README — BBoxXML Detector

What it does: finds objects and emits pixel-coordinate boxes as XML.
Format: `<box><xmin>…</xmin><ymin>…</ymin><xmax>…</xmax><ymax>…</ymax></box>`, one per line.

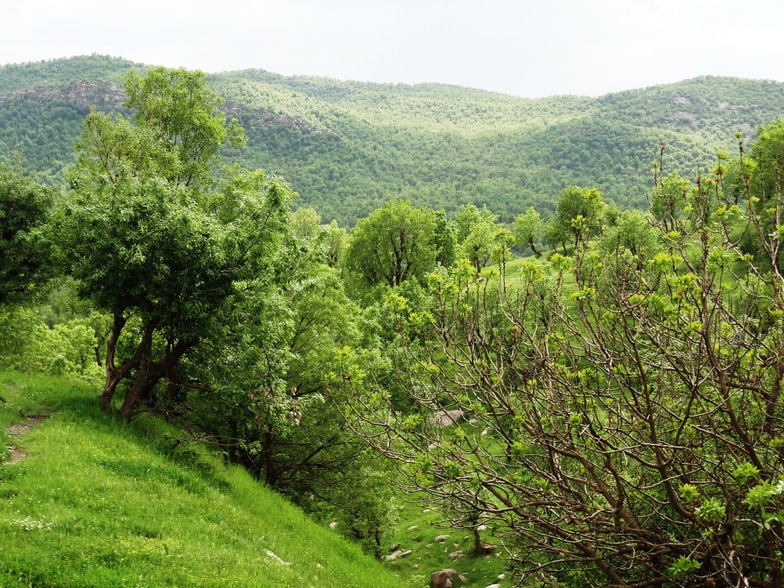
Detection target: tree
<box><xmin>0</xmin><ymin>163</ymin><xmax>54</xmax><ymax>305</ymax></box>
<box><xmin>322</xmin><ymin>220</ymin><xmax>349</xmax><ymax>268</ymax></box>
<box><xmin>56</xmin><ymin>67</ymin><xmax>293</xmax><ymax>418</ymax></box>
<box><xmin>458</xmin><ymin>218</ymin><xmax>497</xmax><ymax>272</ymax></box>
<box><xmin>458</xmin><ymin>218</ymin><xmax>514</xmax><ymax>273</ymax></box>
<box><xmin>342</xmin><ymin>130</ymin><xmax>784</xmax><ymax>586</ymax></box>
<box><xmin>122</xmin><ymin>67</ymin><xmax>246</xmax><ymax>189</ymax></box>
<box><xmin>650</xmin><ymin>172</ymin><xmax>689</xmax><ymax>233</ymax></box>
<box><xmin>432</xmin><ymin>209</ymin><xmax>457</xmax><ymax>269</ymax></box>
<box><xmin>345</xmin><ymin>200</ymin><xmax>439</xmax><ymax>294</ymax></box>
<box><xmin>745</xmin><ymin>121</ymin><xmax>784</xmax><ymax>273</ymax></box>
<box><xmin>454</xmin><ymin>203</ymin><xmax>497</xmax><ymax>244</ymax></box>
<box><xmin>289</xmin><ymin>207</ymin><xmax>322</xmax><ymax>242</ymax></box>
<box><xmin>600</xmin><ymin>209</ymin><xmax>660</xmax><ymax>265</ymax></box>
<box><xmin>549</xmin><ymin>185</ymin><xmax>605</xmax><ymax>249</ymax></box>
<box><xmin>170</xmin><ymin>232</ymin><xmax>400</xmax><ymax>557</ymax></box>
<box><xmin>513</xmin><ymin>206</ymin><xmax>544</xmax><ymax>258</ymax></box>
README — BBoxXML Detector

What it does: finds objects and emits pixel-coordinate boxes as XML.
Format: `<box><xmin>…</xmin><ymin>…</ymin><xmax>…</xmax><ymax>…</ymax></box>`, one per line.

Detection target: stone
<box><xmin>431</xmin><ymin>409</ymin><xmax>464</xmax><ymax>426</ymax></box>
<box><xmin>458</xmin><ymin>573</ymin><xmax>468</xmax><ymax>581</ymax></box>
<box><xmin>447</xmin><ymin>549</ymin><xmax>463</xmax><ymax>559</ymax></box>
<box><xmin>485</xmin><ymin>584</ymin><xmax>501</xmax><ymax>588</ymax></box>
<box><xmin>386</xmin><ymin>550</ymin><xmax>404</xmax><ymax>561</ymax></box>
<box><xmin>328</xmin><ymin>521</ymin><xmax>338</xmax><ymax>529</ymax></box>
<box><xmin>389</xmin><ymin>543</ymin><xmax>400</xmax><ymax>552</ymax></box>
<box><xmin>265</xmin><ymin>550</ymin><xmax>291</xmax><ymax>566</ymax></box>
<box><xmin>430</xmin><ymin>569</ymin><xmax>457</xmax><ymax>588</ymax></box>
<box><xmin>434</xmin><ymin>534</ymin><xmax>450</xmax><ymax>542</ymax></box>
<box><xmin>407</xmin><ymin>524</ymin><xmax>418</xmax><ymax>531</ymax></box>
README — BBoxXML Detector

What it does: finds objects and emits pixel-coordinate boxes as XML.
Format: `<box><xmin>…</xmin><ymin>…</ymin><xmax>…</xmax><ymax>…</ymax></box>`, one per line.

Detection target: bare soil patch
<box><xmin>3</xmin><ymin>414</ymin><xmax>50</xmax><ymax>465</ymax></box>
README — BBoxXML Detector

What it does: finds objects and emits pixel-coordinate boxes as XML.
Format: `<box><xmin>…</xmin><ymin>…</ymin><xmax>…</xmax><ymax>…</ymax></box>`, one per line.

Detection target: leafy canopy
<box><xmin>345</xmin><ymin>199</ymin><xmax>440</xmax><ymax>293</ymax></box>
<box><xmin>0</xmin><ymin>163</ymin><xmax>54</xmax><ymax>305</ymax></box>
<box><xmin>57</xmin><ymin>66</ymin><xmax>293</xmax><ymax>417</ymax></box>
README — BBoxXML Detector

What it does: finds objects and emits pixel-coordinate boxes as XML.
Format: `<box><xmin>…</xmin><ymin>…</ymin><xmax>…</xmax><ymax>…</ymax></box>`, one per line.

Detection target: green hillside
<box><xmin>0</xmin><ymin>372</ymin><xmax>407</xmax><ymax>588</ymax></box>
<box><xmin>1</xmin><ymin>55</ymin><xmax>783</xmax><ymax>224</ymax></box>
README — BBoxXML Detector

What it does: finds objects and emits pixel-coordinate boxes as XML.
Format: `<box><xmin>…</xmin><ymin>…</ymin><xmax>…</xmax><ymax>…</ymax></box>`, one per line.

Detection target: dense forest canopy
<box><xmin>2</xmin><ymin>55</ymin><xmax>784</xmax><ymax>224</ymax></box>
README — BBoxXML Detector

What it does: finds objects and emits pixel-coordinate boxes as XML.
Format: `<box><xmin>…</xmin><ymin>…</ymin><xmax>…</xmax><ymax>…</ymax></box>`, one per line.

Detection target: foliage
<box><xmin>55</xmin><ymin>66</ymin><xmax>294</xmax><ymax>418</ymax></box>
<box><xmin>513</xmin><ymin>207</ymin><xmax>544</xmax><ymax>257</ymax></box>
<box><xmin>0</xmin><ymin>306</ymin><xmax>104</xmax><ymax>383</ymax></box>
<box><xmin>453</xmin><ymin>204</ymin><xmax>503</xmax><ymax>272</ymax></box>
<box><xmin>5</xmin><ymin>57</ymin><xmax>784</xmax><ymax>225</ymax></box>
<box><xmin>0</xmin><ymin>163</ymin><xmax>55</xmax><ymax>304</ymax></box>
<box><xmin>123</xmin><ymin>67</ymin><xmax>246</xmax><ymax>188</ymax></box>
<box><xmin>549</xmin><ymin>185</ymin><xmax>605</xmax><ymax>249</ymax></box>
<box><xmin>432</xmin><ymin>209</ymin><xmax>457</xmax><ymax>269</ymax></box>
<box><xmin>161</xmin><ymin>220</ymin><xmax>403</xmax><ymax>554</ymax></box>
<box><xmin>345</xmin><ymin>200</ymin><xmax>441</xmax><ymax>297</ymax></box>
<box><xmin>599</xmin><ymin>209</ymin><xmax>660</xmax><ymax>262</ymax></box>
<box><xmin>342</xmin><ymin>123</ymin><xmax>784</xmax><ymax>586</ymax></box>
<box><xmin>454</xmin><ymin>204</ymin><xmax>498</xmax><ymax>244</ymax></box>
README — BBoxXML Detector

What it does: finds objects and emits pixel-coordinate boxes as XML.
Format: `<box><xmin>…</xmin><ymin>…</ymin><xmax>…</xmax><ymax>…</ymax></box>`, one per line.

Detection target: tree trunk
<box><xmin>119</xmin><ymin>337</ymin><xmax>197</xmax><ymax>420</ymax></box>
<box><xmin>472</xmin><ymin>527</ymin><xmax>484</xmax><ymax>555</ymax></box>
<box><xmin>100</xmin><ymin>318</ymin><xmax>156</xmax><ymax>412</ymax></box>
<box><xmin>528</xmin><ymin>238</ymin><xmax>542</xmax><ymax>258</ymax></box>
<box><xmin>100</xmin><ymin>313</ymin><xmax>127</xmax><ymax>411</ymax></box>
<box><xmin>263</xmin><ymin>426</ymin><xmax>279</xmax><ymax>488</ymax></box>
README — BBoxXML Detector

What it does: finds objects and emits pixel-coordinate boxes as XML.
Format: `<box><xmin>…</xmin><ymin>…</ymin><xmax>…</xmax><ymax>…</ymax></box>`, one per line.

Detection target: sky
<box><xmin>1</xmin><ymin>0</ymin><xmax>783</xmax><ymax>98</ymax></box>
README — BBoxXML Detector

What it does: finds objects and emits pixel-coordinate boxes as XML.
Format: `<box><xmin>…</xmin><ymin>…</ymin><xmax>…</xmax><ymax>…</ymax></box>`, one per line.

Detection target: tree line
<box><xmin>5</xmin><ymin>56</ymin><xmax>784</xmax><ymax>227</ymax></box>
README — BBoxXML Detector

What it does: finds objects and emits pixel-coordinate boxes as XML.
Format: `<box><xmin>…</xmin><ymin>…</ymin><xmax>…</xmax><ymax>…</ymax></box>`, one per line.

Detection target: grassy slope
<box><xmin>382</xmin><ymin>495</ymin><xmax>509</xmax><ymax>588</ymax></box>
<box><xmin>0</xmin><ymin>372</ymin><xmax>407</xmax><ymax>588</ymax></box>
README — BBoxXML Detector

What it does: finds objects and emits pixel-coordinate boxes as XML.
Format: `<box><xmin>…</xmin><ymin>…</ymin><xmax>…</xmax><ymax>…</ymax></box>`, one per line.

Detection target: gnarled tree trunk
<box><xmin>119</xmin><ymin>337</ymin><xmax>198</xmax><ymax>420</ymax></box>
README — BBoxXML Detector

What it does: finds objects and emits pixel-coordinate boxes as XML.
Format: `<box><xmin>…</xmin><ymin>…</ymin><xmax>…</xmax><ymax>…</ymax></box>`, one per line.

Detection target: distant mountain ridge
<box><xmin>2</xmin><ymin>55</ymin><xmax>783</xmax><ymax>224</ymax></box>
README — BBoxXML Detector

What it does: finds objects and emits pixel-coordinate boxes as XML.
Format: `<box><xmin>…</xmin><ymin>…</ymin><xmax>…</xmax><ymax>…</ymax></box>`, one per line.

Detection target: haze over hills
<box><xmin>2</xmin><ymin>55</ymin><xmax>783</xmax><ymax>225</ymax></box>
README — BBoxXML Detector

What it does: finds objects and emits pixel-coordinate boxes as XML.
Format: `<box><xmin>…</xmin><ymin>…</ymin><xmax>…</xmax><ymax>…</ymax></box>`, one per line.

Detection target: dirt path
<box><xmin>3</xmin><ymin>414</ymin><xmax>50</xmax><ymax>465</ymax></box>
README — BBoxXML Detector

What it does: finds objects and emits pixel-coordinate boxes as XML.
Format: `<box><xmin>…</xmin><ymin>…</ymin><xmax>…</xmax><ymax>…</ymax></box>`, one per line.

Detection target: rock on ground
<box><xmin>430</xmin><ymin>569</ymin><xmax>457</xmax><ymax>588</ymax></box>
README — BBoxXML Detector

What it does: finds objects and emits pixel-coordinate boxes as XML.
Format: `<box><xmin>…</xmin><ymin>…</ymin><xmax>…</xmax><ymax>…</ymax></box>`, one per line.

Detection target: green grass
<box><xmin>382</xmin><ymin>494</ymin><xmax>510</xmax><ymax>588</ymax></box>
<box><xmin>0</xmin><ymin>372</ymin><xmax>407</xmax><ymax>588</ymax></box>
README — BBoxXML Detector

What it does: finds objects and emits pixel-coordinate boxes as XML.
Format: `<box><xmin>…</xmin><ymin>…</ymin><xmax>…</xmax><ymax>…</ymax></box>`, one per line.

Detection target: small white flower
<box><xmin>10</xmin><ymin>516</ymin><xmax>53</xmax><ymax>531</ymax></box>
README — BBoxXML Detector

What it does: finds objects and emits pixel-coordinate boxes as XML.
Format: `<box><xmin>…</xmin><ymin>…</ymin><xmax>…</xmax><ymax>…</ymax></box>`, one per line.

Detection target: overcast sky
<box><xmin>1</xmin><ymin>0</ymin><xmax>783</xmax><ymax>98</ymax></box>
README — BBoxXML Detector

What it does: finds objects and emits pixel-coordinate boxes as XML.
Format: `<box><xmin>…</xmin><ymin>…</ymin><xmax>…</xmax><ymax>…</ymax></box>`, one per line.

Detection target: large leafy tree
<box><xmin>57</xmin><ymin>67</ymin><xmax>292</xmax><ymax>417</ymax></box>
<box><xmin>547</xmin><ymin>185</ymin><xmax>606</xmax><ymax>250</ymax></box>
<box><xmin>345</xmin><ymin>200</ymin><xmax>440</xmax><ymax>294</ymax></box>
<box><xmin>170</xmin><ymin>222</ymin><xmax>398</xmax><ymax>556</ymax></box>
<box><xmin>453</xmin><ymin>203</ymin><xmax>497</xmax><ymax>244</ymax></box>
<box><xmin>0</xmin><ymin>163</ymin><xmax>54</xmax><ymax>305</ymax></box>
<box><xmin>458</xmin><ymin>217</ymin><xmax>510</xmax><ymax>272</ymax></box>
<box><xmin>513</xmin><ymin>206</ymin><xmax>544</xmax><ymax>257</ymax></box>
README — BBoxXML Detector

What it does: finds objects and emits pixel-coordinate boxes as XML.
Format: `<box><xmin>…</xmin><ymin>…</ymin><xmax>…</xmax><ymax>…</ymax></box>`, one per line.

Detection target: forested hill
<box><xmin>2</xmin><ymin>54</ymin><xmax>784</xmax><ymax>224</ymax></box>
